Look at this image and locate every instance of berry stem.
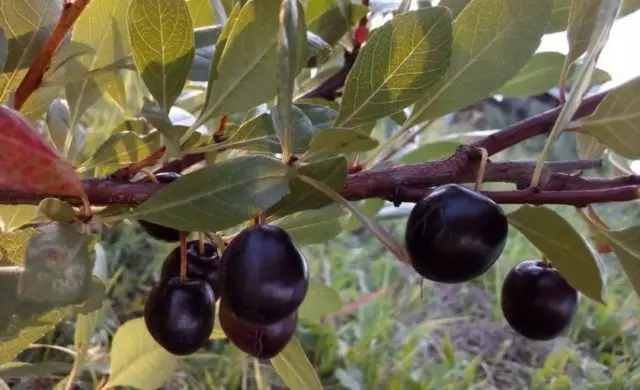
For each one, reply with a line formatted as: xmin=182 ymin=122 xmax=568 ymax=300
xmin=586 ymin=205 xmax=610 ymax=230
xmin=473 ymin=147 xmax=489 ymax=192
xmin=198 ymin=232 xmax=205 ymax=255
xmin=139 ymin=169 xmax=160 ymax=184
xmin=541 ymin=254 xmax=550 ymax=267
xmin=179 ymin=231 xmax=187 ymax=280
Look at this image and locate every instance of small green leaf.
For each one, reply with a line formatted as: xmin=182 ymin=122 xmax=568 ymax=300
xmin=342 ymin=198 xmax=385 ymax=231
xmin=596 ymin=226 xmax=640 ymax=298
xmin=577 ymin=77 xmax=640 ymax=159
xmin=576 ymin=133 xmax=606 ymax=159
xmin=128 ymin=0 xmax=195 ymax=112
xmin=497 ymin=52 xmax=565 ymax=97
xmin=507 ymin=205 xmax=605 ymax=303
xmin=196 ymin=0 xmax=281 ymax=124
xmin=298 ymin=279 xmax=342 ymax=320
xmin=306 ymin=128 xmax=379 ymax=157
xmin=266 ymin=156 xmax=348 ymax=218
xmin=271 ymin=204 xmax=344 ymax=245
xmin=296 ymin=103 xmax=338 ymax=131
xmin=401 ymin=141 xmax=461 ymax=163
xmin=103 ymin=317 xmax=179 ymax=390
xmin=271 ymin=337 xmax=322 ymax=390
xmin=140 ymin=99 xmax=182 ymax=156
xmin=84 ymin=131 xmax=162 ymax=170
xmin=0 ymin=205 xmax=37 ymax=232
xmin=334 ymin=7 xmax=453 ymax=128
xmin=132 ymin=155 xmax=291 ymax=231
xmin=19 ymin=222 xmax=93 ymax=306
xmin=224 ymin=113 xmax=281 ymax=153
xmin=406 ymin=0 xmax=551 ymax=126
xmin=272 ymin=105 xmax=319 ymax=154
xmin=36 ymin=198 xmax=76 ymax=223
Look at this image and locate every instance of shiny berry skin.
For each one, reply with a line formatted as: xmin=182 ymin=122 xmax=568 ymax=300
xmin=404 ymin=184 xmax=508 ymax=283
xmin=161 ymin=241 xmax=221 ymax=300
xmin=501 ymin=260 xmax=579 ymax=341
xmin=220 ymin=224 xmax=308 ymax=325
xmin=144 ymin=277 xmax=215 ymax=355
xmin=218 ymin=299 xmax=297 ymax=359
xmin=137 ymin=172 xmax=182 ymax=242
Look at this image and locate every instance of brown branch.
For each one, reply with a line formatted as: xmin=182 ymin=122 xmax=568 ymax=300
xmin=14 ymin=0 xmax=92 ymax=110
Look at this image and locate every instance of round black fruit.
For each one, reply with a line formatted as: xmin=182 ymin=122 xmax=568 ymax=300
xmin=144 ymin=277 xmax=215 ymax=355
xmin=161 ymin=240 xmax=221 ymax=299
xmin=137 ymin=172 xmax=182 ymax=242
xmin=501 ymin=260 xmax=579 ymax=341
xmin=220 ymin=224 xmax=308 ymax=325
xmin=218 ymin=299 xmax=297 ymax=359
xmin=404 ymin=184 xmax=508 ymax=283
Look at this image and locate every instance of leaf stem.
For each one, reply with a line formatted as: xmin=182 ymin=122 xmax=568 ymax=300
xmin=180 ymin=231 xmax=187 ymax=280
xmin=473 ymin=147 xmax=488 ymax=192
xmin=529 ymin=0 xmax=622 ymax=188
xmin=297 ymin=174 xmax=411 ymax=264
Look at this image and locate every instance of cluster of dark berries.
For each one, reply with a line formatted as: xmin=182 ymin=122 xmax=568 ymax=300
xmin=140 ymin=185 xmax=309 ymax=358
xmin=404 ymin=184 xmax=579 ymax=341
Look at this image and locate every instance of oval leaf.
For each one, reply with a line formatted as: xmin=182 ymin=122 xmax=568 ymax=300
xmin=565 ymin=0 xmax=604 ymax=66
xmin=577 ymin=76 xmax=640 ymax=159
xmin=132 ymin=155 xmax=291 ymax=231
xmin=128 ymin=0 xmax=195 ymax=113
xmin=104 ymin=317 xmax=178 ymax=390
xmin=496 ymin=51 xmax=565 ymax=97
xmin=596 ymin=226 xmax=640 ymax=299
xmin=507 ymin=205 xmax=605 ymax=303
xmin=0 ymin=106 xmax=86 ymax=199
xmin=272 ymin=204 xmax=344 ymax=245
xmin=83 ymin=131 xmax=162 ymax=170
xmin=406 ymin=0 xmax=551 ymax=126
xmin=298 ymin=279 xmax=343 ymax=320
xmin=270 ymin=337 xmax=322 ymax=390
xmin=306 ymin=128 xmax=379 ymax=157
xmin=334 ymin=7 xmax=453 ymax=128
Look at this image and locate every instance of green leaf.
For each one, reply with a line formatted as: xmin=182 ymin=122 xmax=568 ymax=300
xmin=36 ymin=198 xmax=76 ymax=223
xmin=507 ymin=205 xmax=605 ymax=303
xmin=598 ymin=227 xmax=640 ymax=298
xmin=334 ymin=7 xmax=453 ymax=128
xmin=196 ymin=0 xmax=281 ymax=124
xmin=187 ymin=0 xmax=215 ymax=27
xmin=103 ymin=317 xmax=178 ymax=390
xmin=67 ymin=0 xmax=131 ymax=124
xmin=83 ymin=131 xmax=162 ymax=170
xmin=438 ymin=0 xmax=471 ymax=18
xmin=0 ymin=362 xmax=72 ymax=379
xmin=342 ymin=198 xmax=385 ymax=231
xmin=0 ymin=308 xmax=71 ymax=365
xmin=18 ymin=222 xmax=94 ymax=306
xmin=224 ymin=113 xmax=282 ymax=153
xmin=406 ymin=0 xmax=551 ymax=127
xmin=271 ymin=204 xmax=344 ymax=245
xmin=128 ymin=0 xmax=195 ymax=113
xmin=496 ymin=52 xmax=565 ymax=97
xmin=401 ymin=141 xmax=461 ymax=163
xmin=305 ymin=31 xmax=331 ymax=65
xmin=140 ymin=99 xmax=182 ymax=156
xmin=298 ymin=279 xmax=342 ymax=320
xmin=565 ymin=0 xmax=604 ymax=70
xmin=0 ymin=0 xmax=62 ymax=103
xmin=306 ymin=128 xmax=379 ymax=158
xmin=0 ymin=30 xmax=7 ymax=73
xmin=132 ymin=155 xmax=291 ymax=231
xmin=297 ymin=103 xmax=338 ymax=131
xmin=272 ymin=105 xmax=319 ymax=154
xmin=0 ymin=229 xmax=37 ymax=265
xmin=75 ymin=276 xmax=106 ymax=315
xmin=0 ymin=205 xmax=37 ymax=232
xmin=546 ymin=0 xmax=571 ymax=33
xmin=576 ymin=77 xmax=640 ymax=159
xmin=270 ymin=337 xmax=322 ymax=390
xmin=266 ymin=156 xmax=348 ymax=218
xmin=576 ymin=133 xmax=606 ymax=159
xmin=305 ymin=0 xmax=367 ymax=46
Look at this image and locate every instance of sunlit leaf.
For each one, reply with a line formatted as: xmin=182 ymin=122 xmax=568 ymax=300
xmin=576 ymin=133 xmax=606 ymax=159
xmin=508 ymin=205 xmax=605 ymax=303
xmin=187 ymin=0 xmax=214 ymax=27
xmin=565 ymin=0 xmax=604 ymax=68
xmin=103 ymin=317 xmax=178 ymax=390
xmin=577 ymin=76 xmax=640 ymax=159
xmin=298 ymin=279 xmax=342 ymax=320
xmin=496 ymin=52 xmax=565 ymax=97
xmin=271 ymin=337 xmax=322 ymax=390
xmin=334 ymin=7 xmax=452 ymax=128
xmin=439 ymin=0 xmax=471 ymax=17
xmin=272 ymin=204 xmax=344 ymax=245
xmin=0 ymin=229 xmax=37 ymax=265
xmin=128 ymin=0 xmax=195 ymax=113
xmin=83 ymin=131 xmax=162 ymax=170
xmin=406 ymin=0 xmax=551 ymax=127
xmin=36 ymin=198 xmax=76 ymax=223
xmin=0 ymin=105 xmax=87 ymax=199
xmin=305 ymin=0 xmax=368 ymax=46
xmin=306 ymin=128 xmax=379 ymax=157
xmin=0 ymin=206 xmax=37 ymax=232
xmin=132 ymin=155 xmax=291 ymax=231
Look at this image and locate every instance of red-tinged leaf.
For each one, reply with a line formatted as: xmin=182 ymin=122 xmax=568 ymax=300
xmin=0 ymin=105 xmax=86 ymax=199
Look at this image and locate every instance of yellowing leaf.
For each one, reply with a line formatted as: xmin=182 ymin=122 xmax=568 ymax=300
xmin=128 ymin=0 xmax=195 ymax=112
xmin=334 ymin=7 xmax=452 ymax=128
xmin=508 ymin=205 xmax=605 ymax=303
xmin=132 ymin=155 xmax=291 ymax=231
xmin=406 ymin=0 xmax=551 ymax=127
xmin=577 ymin=77 xmax=640 ymax=159
xmin=104 ymin=317 xmax=178 ymax=390
xmin=271 ymin=337 xmax=322 ymax=390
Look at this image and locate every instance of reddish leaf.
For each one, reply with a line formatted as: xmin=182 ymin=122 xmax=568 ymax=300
xmin=0 ymin=105 xmax=86 ymax=199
